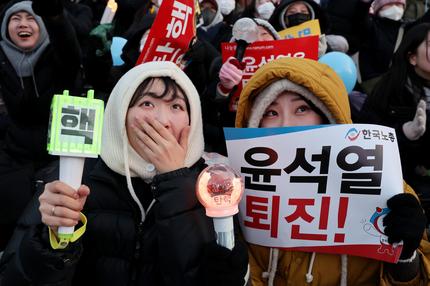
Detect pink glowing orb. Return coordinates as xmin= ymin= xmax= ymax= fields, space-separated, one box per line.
xmin=196 ymin=164 xmax=244 ymax=218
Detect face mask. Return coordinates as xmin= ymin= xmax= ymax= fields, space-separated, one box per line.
xmin=256 ymin=2 xmax=275 ymax=20
xmin=285 ymin=13 xmax=310 ymax=27
xmin=378 ymin=5 xmax=404 ymax=21
xmin=217 ymin=0 xmax=235 ymax=15
xmin=202 ymin=9 xmax=216 ymax=26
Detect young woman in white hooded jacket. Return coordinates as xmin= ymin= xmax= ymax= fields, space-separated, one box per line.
xmin=0 ymin=61 xmax=248 ymax=286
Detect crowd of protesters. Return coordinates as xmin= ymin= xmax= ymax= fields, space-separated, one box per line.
xmin=0 ymin=0 xmax=429 ymax=285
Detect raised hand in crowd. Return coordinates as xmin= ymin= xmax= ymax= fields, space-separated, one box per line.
xmin=218 ymin=56 xmax=245 ymax=94
xmin=402 ymin=99 xmax=426 ymax=141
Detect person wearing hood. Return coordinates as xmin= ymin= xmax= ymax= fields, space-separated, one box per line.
xmin=197 ymin=0 xmax=234 ymax=51
xmin=199 ymin=0 xmax=224 ymax=32
xmin=268 ymin=0 xmax=349 ymax=57
xmin=353 ymin=0 xmax=430 ymax=95
xmin=0 ymin=0 xmax=81 ymax=251
xmin=235 ymin=57 xmax=430 ymax=285
xmin=0 ymin=61 xmax=249 ymax=286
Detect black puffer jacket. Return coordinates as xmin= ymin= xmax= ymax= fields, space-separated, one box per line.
xmin=0 ymin=158 xmax=216 ymax=285
xmin=354 ymin=0 xmax=430 ymax=83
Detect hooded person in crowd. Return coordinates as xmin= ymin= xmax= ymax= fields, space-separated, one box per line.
xmin=354 ymin=0 xmax=430 ymax=94
xmin=197 ymin=0 xmax=234 ymax=50
xmin=268 ymin=0 xmax=349 ymax=57
xmin=235 ymin=57 xmax=430 ymax=285
xmin=360 ymin=23 xmax=430 ymax=223
xmin=0 ymin=0 xmax=81 ymax=251
xmin=199 ymin=0 xmax=224 ymax=32
xmin=0 ymin=61 xmax=249 ymax=285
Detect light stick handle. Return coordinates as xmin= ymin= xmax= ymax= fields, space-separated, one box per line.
xmin=57 ymin=156 xmax=85 ymax=246
xmin=213 ymin=216 xmax=235 ymax=250
xmin=101 ymin=0 xmax=118 ymax=24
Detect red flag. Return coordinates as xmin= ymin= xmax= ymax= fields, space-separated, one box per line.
xmin=136 ymin=0 xmax=196 ymax=68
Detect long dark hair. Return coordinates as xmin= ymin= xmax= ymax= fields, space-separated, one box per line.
xmin=366 ymin=23 xmax=430 ymax=115
xmin=240 ymin=0 xmax=258 ymax=19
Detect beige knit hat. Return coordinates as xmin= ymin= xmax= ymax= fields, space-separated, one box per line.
xmin=101 ymin=61 xmax=204 ymax=181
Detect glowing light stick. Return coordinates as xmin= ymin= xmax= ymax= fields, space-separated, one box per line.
xmin=100 ymin=0 xmax=118 ymax=24
xmin=196 ymin=164 xmax=244 ymax=250
xmin=47 ymin=90 xmax=104 ymax=248
xmin=231 ymin=17 xmax=259 ymax=62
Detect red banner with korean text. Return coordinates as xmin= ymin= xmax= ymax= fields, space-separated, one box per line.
xmin=136 ymin=0 xmax=195 ymax=67
xmin=221 ymin=36 xmax=318 ymax=112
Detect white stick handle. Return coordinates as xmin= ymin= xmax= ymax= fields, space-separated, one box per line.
xmin=100 ymin=8 xmax=116 ymax=24
xmin=57 ymin=156 xmax=85 ymax=238
xmin=213 ymin=216 xmax=235 ymax=250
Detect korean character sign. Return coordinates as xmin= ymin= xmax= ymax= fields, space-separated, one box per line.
xmin=221 ymin=37 xmax=318 ymax=112
xmin=224 ymin=124 xmax=404 ymax=263
xmin=136 ymin=0 xmax=195 ymax=67
xmin=278 ymin=19 xmax=321 ymax=40
xmin=47 ymin=90 xmax=104 ymax=249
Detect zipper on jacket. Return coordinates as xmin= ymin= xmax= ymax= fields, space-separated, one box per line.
xmin=131 ymin=221 xmax=145 ymax=282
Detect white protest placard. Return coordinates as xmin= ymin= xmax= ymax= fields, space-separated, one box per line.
xmin=224 ymin=124 xmax=403 ymax=263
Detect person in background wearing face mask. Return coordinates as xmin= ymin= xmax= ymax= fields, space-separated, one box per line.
xmin=353 ymin=0 xmax=430 ymax=95
xmin=197 ymin=0 xmax=233 ymax=50
xmin=240 ymin=0 xmax=276 ymax=21
xmin=216 ymin=0 xmax=236 ymax=17
xmin=199 ymin=0 xmax=224 ymax=33
xmin=268 ymin=0 xmax=349 ymax=58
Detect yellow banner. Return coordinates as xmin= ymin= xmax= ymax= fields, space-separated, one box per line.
xmin=278 ymin=19 xmax=321 ymax=39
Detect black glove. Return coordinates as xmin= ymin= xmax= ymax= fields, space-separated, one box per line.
xmin=383 ymin=193 xmax=427 ymax=259
xmin=32 ymin=0 xmax=64 ymax=17
xmin=183 ymin=38 xmax=204 ymax=62
xmin=200 ymin=240 xmax=249 ymax=286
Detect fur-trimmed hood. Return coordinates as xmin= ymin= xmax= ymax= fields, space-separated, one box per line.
xmin=235 ymin=57 xmax=352 ymax=128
